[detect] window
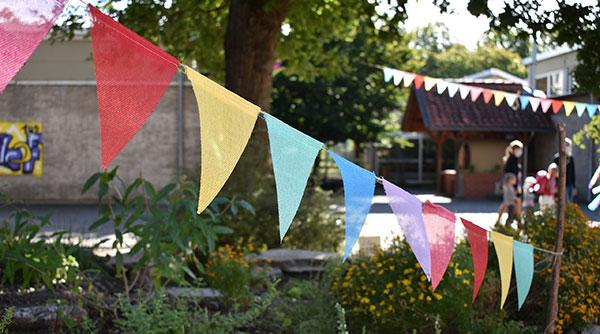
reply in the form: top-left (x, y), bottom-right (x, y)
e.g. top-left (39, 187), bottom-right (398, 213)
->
top-left (536, 71), bottom-right (564, 97)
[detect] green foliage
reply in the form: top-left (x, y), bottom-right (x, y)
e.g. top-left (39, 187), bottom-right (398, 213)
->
top-left (0, 308), bottom-right (12, 334)
top-left (574, 115), bottom-right (600, 152)
top-left (113, 284), bottom-right (278, 334)
top-left (0, 200), bottom-right (80, 288)
top-left (82, 168), bottom-right (249, 290)
top-left (333, 239), bottom-right (536, 333)
top-left (220, 175), bottom-right (343, 252)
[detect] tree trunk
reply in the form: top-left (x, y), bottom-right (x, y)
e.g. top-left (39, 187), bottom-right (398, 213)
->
top-left (224, 0), bottom-right (289, 111)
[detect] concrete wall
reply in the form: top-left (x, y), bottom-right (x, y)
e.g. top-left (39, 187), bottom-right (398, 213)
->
top-left (468, 140), bottom-right (505, 172)
top-left (0, 82), bottom-right (201, 204)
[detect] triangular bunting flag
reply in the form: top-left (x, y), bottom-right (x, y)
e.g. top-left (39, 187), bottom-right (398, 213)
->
top-left (424, 77), bottom-right (437, 91)
top-left (482, 89), bottom-right (494, 104)
top-left (383, 67), bottom-right (394, 83)
top-left (0, 0), bottom-right (68, 93)
top-left (505, 93), bottom-right (517, 107)
top-left (89, 5), bottom-right (180, 168)
top-left (588, 193), bottom-right (600, 211)
top-left (551, 100), bottom-right (564, 114)
top-left (461, 218), bottom-right (488, 302)
top-left (529, 97), bottom-right (541, 112)
top-left (403, 73), bottom-right (416, 87)
top-left (263, 113), bottom-right (323, 241)
top-left (446, 83), bottom-right (459, 98)
top-left (413, 75), bottom-right (424, 89)
top-left (491, 231), bottom-right (513, 309)
top-left (513, 241), bottom-right (534, 310)
top-left (185, 66), bottom-right (260, 213)
top-left (383, 180), bottom-right (431, 278)
top-left (519, 96), bottom-right (530, 110)
top-left (392, 70), bottom-right (404, 86)
top-left (459, 85), bottom-right (471, 100)
top-left (329, 151), bottom-right (376, 261)
top-left (575, 102), bottom-right (587, 117)
top-left (436, 80), bottom-right (448, 95)
top-left (540, 99), bottom-right (552, 113)
top-left (587, 104), bottom-right (597, 118)
top-left (470, 87), bottom-right (483, 102)
top-left (493, 91), bottom-right (506, 106)
top-left (563, 101), bottom-right (575, 116)
top-left (422, 201), bottom-right (456, 290)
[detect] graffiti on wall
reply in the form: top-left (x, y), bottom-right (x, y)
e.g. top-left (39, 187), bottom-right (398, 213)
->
top-left (0, 122), bottom-right (43, 176)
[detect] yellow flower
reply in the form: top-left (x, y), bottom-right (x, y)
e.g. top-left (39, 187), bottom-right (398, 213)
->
top-left (403, 268), bottom-right (413, 274)
top-left (369, 305), bottom-right (376, 312)
top-left (409, 297), bottom-right (416, 303)
top-left (385, 283), bottom-right (393, 289)
top-left (418, 293), bottom-right (424, 301)
top-left (434, 293), bottom-right (443, 301)
top-left (455, 268), bottom-right (463, 276)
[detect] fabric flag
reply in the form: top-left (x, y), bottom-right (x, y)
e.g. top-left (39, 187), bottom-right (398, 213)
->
top-left (519, 96), bottom-right (530, 110)
top-left (393, 70), bottom-right (404, 86)
top-left (459, 85), bottom-right (471, 100)
top-left (493, 91), bottom-right (506, 106)
top-left (513, 241), bottom-right (534, 310)
top-left (588, 193), bottom-right (600, 211)
top-left (482, 89), bottom-right (494, 104)
top-left (413, 75), bottom-right (424, 89)
top-left (0, 0), bottom-right (67, 93)
top-left (329, 151), bottom-right (376, 260)
top-left (383, 67), bottom-right (394, 83)
top-left (185, 67), bottom-right (260, 214)
top-left (461, 218), bottom-right (488, 302)
top-left (89, 5), bottom-right (180, 168)
top-left (422, 201), bottom-right (456, 290)
top-left (263, 113), bottom-right (323, 241)
top-left (563, 101), bottom-right (576, 116)
top-left (403, 73), bottom-right (416, 87)
top-left (491, 231), bottom-right (513, 309)
top-left (383, 180), bottom-right (431, 278)
top-left (424, 77), bottom-right (437, 91)
top-left (469, 87), bottom-right (483, 102)
top-left (436, 80), bottom-right (448, 95)
top-left (529, 97), bottom-right (541, 112)
top-left (551, 100), bottom-right (564, 114)
top-left (505, 93), bottom-right (517, 107)
top-left (575, 102), bottom-right (587, 117)
top-left (447, 83), bottom-right (459, 98)
top-left (540, 99), bottom-right (552, 113)
top-left (587, 104), bottom-right (597, 118)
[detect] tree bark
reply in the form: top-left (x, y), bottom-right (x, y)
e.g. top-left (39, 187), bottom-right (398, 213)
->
top-left (224, 0), bottom-right (289, 111)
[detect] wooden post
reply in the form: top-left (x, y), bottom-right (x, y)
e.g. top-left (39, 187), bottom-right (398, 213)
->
top-left (544, 123), bottom-right (566, 334)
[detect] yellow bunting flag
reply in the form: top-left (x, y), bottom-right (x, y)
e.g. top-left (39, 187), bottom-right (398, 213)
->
top-left (491, 231), bottom-right (514, 309)
top-left (185, 66), bottom-right (261, 213)
top-left (494, 91), bottom-right (506, 106)
top-left (563, 101), bottom-right (576, 116)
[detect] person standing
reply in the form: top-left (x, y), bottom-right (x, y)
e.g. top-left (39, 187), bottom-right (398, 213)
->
top-left (498, 140), bottom-right (524, 221)
top-left (553, 138), bottom-right (576, 201)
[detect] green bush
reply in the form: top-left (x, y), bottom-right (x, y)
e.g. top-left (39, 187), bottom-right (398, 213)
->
top-left (333, 239), bottom-right (536, 333)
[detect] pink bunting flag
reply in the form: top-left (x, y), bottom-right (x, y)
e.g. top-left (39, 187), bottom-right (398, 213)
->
top-left (0, 0), bottom-right (67, 93)
top-left (469, 87), bottom-right (483, 102)
top-left (89, 5), bottom-right (180, 168)
top-left (482, 89), bottom-right (494, 104)
top-left (461, 218), bottom-right (488, 302)
top-left (413, 75), bottom-right (424, 89)
top-left (422, 201), bottom-right (456, 290)
top-left (540, 99), bottom-right (552, 113)
top-left (551, 99), bottom-right (564, 114)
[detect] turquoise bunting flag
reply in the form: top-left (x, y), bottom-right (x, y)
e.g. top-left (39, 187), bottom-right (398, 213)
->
top-left (514, 241), bottom-right (534, 310)
top-left (329, 151), bottom-right (376, 260)
top-left (264, 113), bottom-right (323, 241)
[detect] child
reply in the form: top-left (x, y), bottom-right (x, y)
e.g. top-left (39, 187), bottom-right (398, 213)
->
top-left (502, 173), bottom-right (517, 224)
top-left (522, 176), bottom-right (537, 212)
top-left (532, 163), bottom-right (558, 211)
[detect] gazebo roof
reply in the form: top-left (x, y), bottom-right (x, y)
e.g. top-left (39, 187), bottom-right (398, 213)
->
top-left (402, 82), bottom-right (555, 133)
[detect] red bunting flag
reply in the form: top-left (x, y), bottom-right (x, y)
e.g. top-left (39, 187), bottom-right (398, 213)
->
top-left (540, 99), bottom-right (552, 113)
top-left (422, 201), bottom-right (456, 290)
top-left (482, 89), bottom-right (494, 104)
top-left (551, 99), bottom-right (564, 114)
top-left (469, 87), bottom-right (483, 102)
top-left (0, 0), bottom-right (67, 93)
top-left (413, 75), bottom-right (424, 89)
top-left (89, 5), bottom-right (180, 168)
top-left (461, 218), bottom-right (488, 302)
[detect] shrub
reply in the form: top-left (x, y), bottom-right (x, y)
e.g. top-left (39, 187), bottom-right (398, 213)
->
top-left (333, 239), bottom-right (536, 333)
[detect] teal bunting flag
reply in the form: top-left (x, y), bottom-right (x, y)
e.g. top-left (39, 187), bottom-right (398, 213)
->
top-left (329, 151), bottom-right (376, 260)
top-left (576, 103), bottom-right (587, 117)
top-left (587, 104), bottom-right (597, 118)
top-left (383, 67), bottom-right (394, 83)
top-left (519, 96), bottom-right (530, 110)
top-left (513, 241), bottom-right (534, 310)
top-left (264, 113), bottom-right (323, 241)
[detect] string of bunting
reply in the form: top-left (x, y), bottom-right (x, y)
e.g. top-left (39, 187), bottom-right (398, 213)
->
top-left (381, 66), bottom-right (599, 118)
top-left (0, 1), bottom-right (564, 311)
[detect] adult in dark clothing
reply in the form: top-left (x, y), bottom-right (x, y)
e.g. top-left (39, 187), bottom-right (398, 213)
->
top-left (498, 140), bottom-right (523, 223)
top-left (553, 138), bottom-right (576, 201)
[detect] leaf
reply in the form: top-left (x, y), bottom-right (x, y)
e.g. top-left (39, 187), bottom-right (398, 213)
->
top-left (236, 199), bottom-right (256, 215)
top-left (82, 172), bottom-right (102, 194)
